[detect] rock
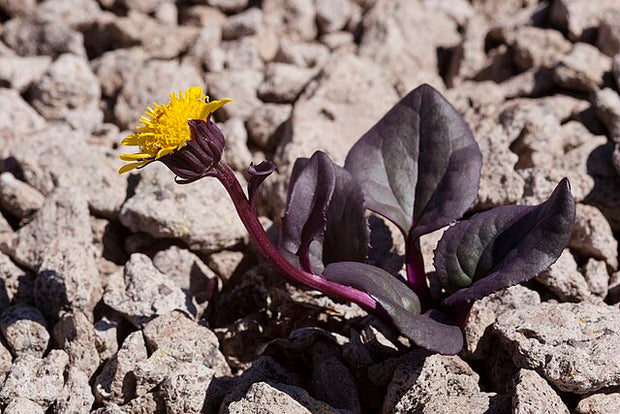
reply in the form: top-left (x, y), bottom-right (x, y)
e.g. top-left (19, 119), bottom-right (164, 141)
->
top-left (4, 398), bottom-right (45, 414)
top-left (224, 381), bottom-right (343, 414)
top-left (553, 44), bottom-right (612, 92)
top-left (382, 350), bottom-right (509, 413)
top-left (219, 118), bottom-right (253, 171)
top-left (614, 55), bottom-right (620, 90)
top-left (0, 340), bottom-right (11, 377)
top-left (0, 252), bottom-right (34, 310)
top-left (35, 0), bottom-right (101, 27)
top-left (274, 40), bottom-right (330, 69)
top-left (550, 0), bottom-right (620, 41)
top-left (263, 0), bottom-right (317, 42)
top-left (0, 88), bottom-right (47, 139)
top-left (141, 310), bottom-right (230, 376)
top-left (518, 166), bottom-right (594, 205)
top-left (0, 18), bottom-right (86, 58)
top-left (103, 254), bottom-right (193, 328)
top-left (593, 88), bottom-right (620, 141)
top-left (205, 70), bottom-right (262, 121)
top-left (158, 362), bottom-right (215, 414)
top-left (316, 0), bottom-right (352, 34)
top-left (94, 314), bottom-right (121, 361)
top-left (94, 331), bottom-right (148, 404)
top-left (246, 103), bottom-right (292, 149)
top-left (206, 250), bottom-right (245, 283)
top-left (0, 0), bottom-right (36, 16)
top-left (117, 0), bottom-right (170, 14)
top-left (507, 26), bottom-right (572, 71)
top-left (258, 62), bottom-right (317, 103)
top-left (119, 163), bottom-right (246, 253)
top-left (35, 237), bottom-right (102, 320)
top-left (7, 125), bottom-right (128, 218)
top-left (320, 31), bottom-right (355, 52)
top-left (576, 392), bottom-right (620, 414)
top-left (494, 302), bottom-right (620, 393)
top-left (0, 304), bottom-right (49, 358)
top-left (0, 55), bottom-right (51, 93)
top-left (29, 53), bottom-right (102, 131)
top-left (91, 48), bottom-right (147, 99)
top-left (54, 367), bottom-right (95, 414)
top-left (53, 311), bottom-right (101, 376)
top-left (597, 8), bottom-right (620, 56)
top-left (218, 317), bottom-right (266, 370)
top-left (206, 0), bottom-right (248, 14)
top-left (571, 204), bottom-right (618, 270)
top-left (0, 350), bottom-right (69, 409)
top-left (311, 341), bottom-right (360, 412)
top-left (222, 8), bottom-right (263, 40)
top-left (582, 258), bottom-right (610, 298)
top-left (0, 172), bottom-right (45, 220)
top-left (512, 369), bottom-right (569, 414)
top-left (114, 59), bottom-right (203, 129)
top-left (536, 249), bottom-right (593, 302)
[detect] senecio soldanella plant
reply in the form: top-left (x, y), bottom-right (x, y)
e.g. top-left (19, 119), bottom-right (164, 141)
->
top-left (119, 85), bottom-right (576, 354)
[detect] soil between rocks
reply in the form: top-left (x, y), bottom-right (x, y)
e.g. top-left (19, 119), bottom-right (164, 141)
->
top-left (0, 0), bottom-right (620, 413)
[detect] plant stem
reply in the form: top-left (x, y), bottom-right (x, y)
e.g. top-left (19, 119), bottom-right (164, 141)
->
top-left (405, 234), bottom-right (432, 311)
top-left (214, 162), bottom-right (379, 312)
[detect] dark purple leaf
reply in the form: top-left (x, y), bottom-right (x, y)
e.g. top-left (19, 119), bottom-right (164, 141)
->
top-left (436, 179), bottom-right (576, 306)
top-left (247, 160), bottom-right (276, 207)
top-left (323, 262), bottom-right (462, 354)
top-left (344, 84), bottom-right (482, 240)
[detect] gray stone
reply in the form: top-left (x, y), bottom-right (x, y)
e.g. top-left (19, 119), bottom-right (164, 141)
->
top-left (536, 249), bottom-right (593, 302)
top-left (263, 0), bottom-right (317, 42)
top-left (311, 341), bottom-right (359, 413)
top-left (0, 18), bottom-right (86, 58)
top-left (246, 103), bottom-right (292, 149)
top-left (119, 163), bottom-right (246, 253)
top-left (53, 311), bottom-right (101, 376)
top-left (117, 0), bottom-right (170, 14)
top-left (54, 367), bottom-right (95, 414)
top-left (320, 31), bottom-right (355, 52)
top-left (4, 398), bottom-right (45, 414)
top-left (29, 53), bottom-right (102, 131)
top-left (0, 251), bottom-right (35, 310)
top-left (0, 334), bottom-right (12, 377)
top-left (0, 173), bottom-right (45, 220)
top-left (219, 118), bottom-right (253, 172)
top-left (94, 331), bottom-right (148, 404)
top-left (218, 317), bottom-right (266, 370)
top-left (576, 392), bottom-right (620, 414)
top-left (36, 237), bottom-right (102, 320)
top-left (113, 59), bottom-right (203, 129)
top-left (550, 0), bottom-right (620, 41)
top-left (206, 0), bottom-right (248, 13)
top-left (494, 302), bottom-right (620, 393)
top-left (205, 70), bottom-right (262, 121)
top-left (553, 44), bottom-right (612, 92)
top-left (0, 55), bottom-right (51, 93)
top-left (0, 0), bottom-right (36, 16)
top-left (508, 26), bottom-right (571, 71)
top-left (0, 304), bottom-right (49, 358)
top-left (158, 362), bottom-right (215, 414)
top-left (518, 167), bottom-right (594, 205)
top-left (94, 314), bottom-right (121, 361)
top-left (222, 8), bottom-right (263, 40)
top-left (583, 258), bottom-right (610, 298)
top-left (598, 8), bottom-right (620, 56)
top-left (206, 250), bottom-right (245, 283)
top-left (91, 48), bottom-right (147, 99)
top-left (571, 204), bottom-right (618, 270)
top-left (0, 88), bottom-right (47, 139)
top-left (258, 62), bottom-right (317, 103)
top-left (614, 55), bottom-right (620, 90)
top-left (316, 0), bottom-right (352, 34)
top-left (274, 40), bottom-right (330, 69)
top-left (0, 350), bottom-right (69, 409)
top-left (593, 88), bottom-right (620, 142)
top-left (35, 0), bottom-right (101, 27)
top-left (103, 254), bottom-right (193, 328)
top-left (512, 369), bottom-right (569, 414)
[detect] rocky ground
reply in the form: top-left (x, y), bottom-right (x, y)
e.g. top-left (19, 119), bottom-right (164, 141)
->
top-left (0, 0), bottom-right (619, 412)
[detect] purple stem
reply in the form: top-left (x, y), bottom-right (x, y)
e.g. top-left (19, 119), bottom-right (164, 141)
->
top-left (405, 234), bottom-right (432, 312)
top-left (213, 162), bottom-right (379, 312)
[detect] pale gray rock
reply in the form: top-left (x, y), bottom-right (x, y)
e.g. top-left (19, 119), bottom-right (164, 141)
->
top-left (494, 302), bottom-right (620, 393)
top-left (518, 167), bottom-right (594, 205)
top-left (119, 163), bottom-right (246, 253)
top-left (222, 8), bottom-right (263, 40)
top-left (507, 26), bottom-right (572, 71)
top-left (614, 55), bottom-right (620, 90)
top-left (0, 173), bottom-right (45, 220)
top-left (316, 0), bottom-right (352, 34)
top-left (53, 311), bottom-right (101, 376)
top-left (258, 62), bottom-right (317, 103)
top-left (576, 392), bottom-right (620, 414)
top-left (91, 48), bottom-right (147, 98)
top-left (35, 237), bottom-right (102, 320)
top-left (103, 254), bottom-right (193, 328)
top-left (154, 1), bottom-right (178, 25)
top-left (0, 18), bottom-right (86, 58)
top-left (320, 31), bottom-right (356, 52)
top-left (35, 0), bottom-right (101, 27)
top-left (598, 8), bottom-right (620, 56)
top-left (420, 0), bottom-right (472, 26)
top-left (0, 55), bottom-right (51, 93)
top-left (219, 118), bottom-right (253, 172)
top-left (446, 14), bottom-right (489, 84)
top-left (0, 350), bottom-right (69, 409)
top-left (0, 0), bottom-right (36, 16)
top-left (114, 59), bottom-right (203, 129)
top-left (205, 70), bottom-right (262, 121)
top-left (158, 362), bottom-right (215, 414)
top-left (0, 334), bottom-right (12, 377)
top-left (536, 249), bottom-right (593, 302)
top-left (571, 204), bottom-right (618, 270)
top-left (553, 44), bottom-right (612, 92)
top-left (54, 367), bottom-right (95, 414)
top-left (583, 258), bottom-right (610, 298)
top-left (29, 53), bottom-right (103, 131)
top-left (206, 250), bottom-right (245, 283)
top-left (512, 369), bottom-right (569, 414)
top-left (94, 314), bottom-right (120, 361)
top-left (382, 350), bottom-right (508, 414)
top-left (275, 40), bottom-right (330, 69)
top-left (94, 331), bottom-right (148, 404)
top-left (550, 0), bottom-right (620, 41)
top-left (7, 125), bottom-right (128, 218)
top-left (263, 0), bottom-right (317, 42)
top-left (509, 106), bottom-right (564, 169)
top-left (117, 0), bottom-right (170, 14)
top-left (246, 103), bottom-right (292, 149)
top-left (4, 398), bottom-right (45, 414)
top-left (0, 88), bottom-right (47, 139)
top-left (593, 88), bottom-right (620, 142)
top-left (225, 381), bottom-right (344, 414)
top-left (206, 0), bottom-right (248, 13)
top-left (0, 252), bottom-right (34, 310)
top-left (0, 304), bottom-right (49, 358)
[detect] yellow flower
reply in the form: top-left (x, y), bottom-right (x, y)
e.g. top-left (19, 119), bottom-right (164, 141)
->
top-left (118, 86), bottom-right (231, 174)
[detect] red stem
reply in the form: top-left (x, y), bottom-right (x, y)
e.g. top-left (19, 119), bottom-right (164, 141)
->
top-left (406, 233), bottom-right (432, 311)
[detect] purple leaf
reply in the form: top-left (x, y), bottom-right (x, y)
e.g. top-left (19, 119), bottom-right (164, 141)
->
top-left (436, 179), bottom-right (576, 306)
top-left (247, 160), bottom-right (276, 207)
top-left (344, 84), bottom-right (482, 240)
top-left (323, 262), bottom-right (462, 354)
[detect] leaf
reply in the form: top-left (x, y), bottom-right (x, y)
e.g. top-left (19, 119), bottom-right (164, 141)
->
top-left (323, 262), bottom-right (462, 354)
top-left (435, 179), bottom-right (576, 306)
top-left (247, 160), bottom-right (276, 207)
top-left (344, 84), bottom-right (482, 240)
top-left (281, 152), bottom-right (368, 273)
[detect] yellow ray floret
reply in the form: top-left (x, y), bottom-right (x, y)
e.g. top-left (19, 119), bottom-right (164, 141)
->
top-left (118, 86), bottom-right (232, 173)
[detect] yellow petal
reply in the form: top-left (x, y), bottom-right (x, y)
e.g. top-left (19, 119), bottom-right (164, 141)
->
top-left (119, 153), bottom-right (153, 161)
top-left (121, 135), bottom-right (143, 146)
top-left (200, 98), bottom-right (232, 119)
top-left (156, 147), bottom-right (176, 159)
top-left (118, 161), bottom-right (150, 174)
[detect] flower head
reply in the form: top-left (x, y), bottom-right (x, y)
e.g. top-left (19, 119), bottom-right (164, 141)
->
top-left (118, 86), bottom-right (231, 174)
